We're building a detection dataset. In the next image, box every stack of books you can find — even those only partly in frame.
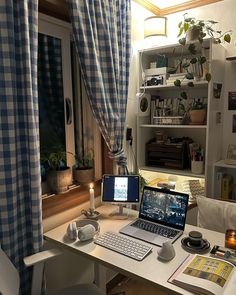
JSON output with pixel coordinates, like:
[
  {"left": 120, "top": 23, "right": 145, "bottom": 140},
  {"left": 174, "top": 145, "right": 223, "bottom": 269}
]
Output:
[{"left": 166, "top": 73, "right": 186, "bottom": 86}]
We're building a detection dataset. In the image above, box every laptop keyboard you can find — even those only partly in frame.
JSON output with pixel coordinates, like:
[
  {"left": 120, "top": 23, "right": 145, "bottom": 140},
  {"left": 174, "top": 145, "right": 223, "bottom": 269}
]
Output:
[{"left": 131, "top": 219, "right": 179, "bottom": 238}]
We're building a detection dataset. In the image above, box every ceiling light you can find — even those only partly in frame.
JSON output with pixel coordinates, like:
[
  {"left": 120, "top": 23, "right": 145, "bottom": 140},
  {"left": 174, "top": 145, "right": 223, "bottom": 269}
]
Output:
[{"left": 144, "top": 16, "right": 167, "bottom": 38}]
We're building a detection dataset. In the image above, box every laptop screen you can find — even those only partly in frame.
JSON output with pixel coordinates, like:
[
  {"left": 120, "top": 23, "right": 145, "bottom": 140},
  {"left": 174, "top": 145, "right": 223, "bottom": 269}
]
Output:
[{"left": 139, "top": 186, "right": 189, "bottom": 231}]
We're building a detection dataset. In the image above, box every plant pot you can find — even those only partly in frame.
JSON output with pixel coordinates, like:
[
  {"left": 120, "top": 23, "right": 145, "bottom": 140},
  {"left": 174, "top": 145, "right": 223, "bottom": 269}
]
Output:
[
  {"left": 189, "top": 109, "right": 207, "bottom": 125},
  {"left": 74, "top": 167, "right": 94, "bottom": 184},
  {"left": 47, "top": 167, "right": 72, "bottom": 194},
  {"left": 186, "top": 28, "right": 200, "bottom": 44}
]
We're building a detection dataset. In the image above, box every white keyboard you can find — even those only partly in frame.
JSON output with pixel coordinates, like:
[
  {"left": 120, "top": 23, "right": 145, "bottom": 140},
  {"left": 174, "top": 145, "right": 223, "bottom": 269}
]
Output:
[{"left": 94, "top": 232, "right": 152, "bottom": 261}]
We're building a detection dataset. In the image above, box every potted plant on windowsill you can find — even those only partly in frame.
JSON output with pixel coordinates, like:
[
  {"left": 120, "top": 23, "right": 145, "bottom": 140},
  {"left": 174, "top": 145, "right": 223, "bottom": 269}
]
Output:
[
  {"left": 74, "top": 149, "right": 94, "bottom": 184},
  {"left": 42, "top": 150, "right": 72, "bottom": 194},
  {"left": 172, "top": 13, "right": 232, "bottom": 87}
]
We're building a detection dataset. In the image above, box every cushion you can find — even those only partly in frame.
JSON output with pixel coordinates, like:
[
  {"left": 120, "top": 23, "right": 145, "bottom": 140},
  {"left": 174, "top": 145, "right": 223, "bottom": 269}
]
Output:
[{"left": 197, "top": 197, "right": 236, "bottom": 233}]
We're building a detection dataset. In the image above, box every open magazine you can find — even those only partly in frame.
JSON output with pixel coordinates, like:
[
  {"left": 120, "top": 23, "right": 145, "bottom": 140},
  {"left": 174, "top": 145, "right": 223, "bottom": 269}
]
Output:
[{"left": 168, "top": 254, "right": 236, "bottom": 295}]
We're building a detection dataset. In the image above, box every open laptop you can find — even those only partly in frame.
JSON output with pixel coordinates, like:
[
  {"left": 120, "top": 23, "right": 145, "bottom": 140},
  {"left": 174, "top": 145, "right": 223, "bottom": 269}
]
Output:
[{"left": 119, "top": 186, "right": 189, "bottom": 246}]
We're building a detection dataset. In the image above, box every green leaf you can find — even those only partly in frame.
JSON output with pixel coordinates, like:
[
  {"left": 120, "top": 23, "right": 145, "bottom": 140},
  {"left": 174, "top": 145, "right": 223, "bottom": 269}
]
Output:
[
  {"left": 184, "top": 22, "right": 189, "bottom": 32},
  {"left": 174, "top": 79, "right": 181, "bottom": 87},
  {"left": 224, "top": 34, "right": 231, "bottom": 43},
  {"left": 199, "top": 56, "right": 207, "bottom": 64},
  {"left": 180, "top": 91, "right": 188, "bottom": 99},
  {"left": 188, "top": 82, "right": 194, "bottom": 87},
  {"left": 179, "top": 37, "right": 186, "bottom": 46},
  {"left": 198, "top": 21, "right": 205, "bottom": 27},
  {"left": 177, "top": 27, "right": 184, "bottom": 37},
  {"left": 182, "top": 62, "right": 190, "bottom": 68},
  {"left": 205, "top": 72, "right": 212, "bottom": 82},
  {"left": 190, "top": 57, "right": 198, "bottom": 64},
  {"left": 188, "top": 44, "right": 197, "bottom": 55},
  {"left": 185, "top": 73, "right": 194, "bottom": 80},
  {"left": 178, "top": 21, "right": 182, "bottom": 28},
  {"left": 185, "top": 18, "right": 193, "bottom": 23}
]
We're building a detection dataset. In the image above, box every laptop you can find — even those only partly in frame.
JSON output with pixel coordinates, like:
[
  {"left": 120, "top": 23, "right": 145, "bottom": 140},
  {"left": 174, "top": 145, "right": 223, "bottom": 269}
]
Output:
[{"left": 119, "top": 186, "right": 189, "bottom": 246}]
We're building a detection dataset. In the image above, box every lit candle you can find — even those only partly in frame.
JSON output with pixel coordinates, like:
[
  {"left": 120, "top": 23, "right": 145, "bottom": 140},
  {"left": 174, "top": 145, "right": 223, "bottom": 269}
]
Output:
[
  {"left": 225, "top": 229, "right": 236, "bottom": 250},
  {"left": 89, "top": 183, "right": 95, "bottom": 211}
]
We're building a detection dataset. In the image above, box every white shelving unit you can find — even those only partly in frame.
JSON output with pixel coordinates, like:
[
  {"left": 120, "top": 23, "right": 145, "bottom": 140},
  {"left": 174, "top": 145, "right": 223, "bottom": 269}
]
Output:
[{"left": 137, "top": 39, "right": 225, "bottom": 196}]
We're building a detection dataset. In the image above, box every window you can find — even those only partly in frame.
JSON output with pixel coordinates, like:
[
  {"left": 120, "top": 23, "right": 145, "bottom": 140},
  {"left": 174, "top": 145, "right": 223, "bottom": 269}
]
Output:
[{"left": 38, "top": 13, "right": 102, "bottom": 199}]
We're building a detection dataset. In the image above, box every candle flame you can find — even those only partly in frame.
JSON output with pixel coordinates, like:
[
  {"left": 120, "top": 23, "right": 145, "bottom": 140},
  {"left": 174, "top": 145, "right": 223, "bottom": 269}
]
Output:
[{"left": 90, "top": 183, "right": 94, "bottom": 189}]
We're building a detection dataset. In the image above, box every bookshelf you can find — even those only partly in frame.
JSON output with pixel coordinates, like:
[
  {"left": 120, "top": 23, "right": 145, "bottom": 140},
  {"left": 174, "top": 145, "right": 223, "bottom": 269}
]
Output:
[{"left": 137, "top": 39, "right": 226, "bottom": 197}]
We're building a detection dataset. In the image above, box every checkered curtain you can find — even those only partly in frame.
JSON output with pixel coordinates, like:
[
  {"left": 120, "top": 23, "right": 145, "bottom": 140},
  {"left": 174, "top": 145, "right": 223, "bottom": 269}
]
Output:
[
  {"left": 66, "top": 0, "right": 131, "bottom": 171},
  {"left": 0, "top": 1, "right": 43, "bottom": 294}
]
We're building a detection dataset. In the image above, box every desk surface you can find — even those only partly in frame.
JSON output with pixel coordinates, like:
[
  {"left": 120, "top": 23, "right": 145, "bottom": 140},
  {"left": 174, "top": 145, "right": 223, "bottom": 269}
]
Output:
[{"left": 44, "top": 205, "right": 225, "bottom": 295}]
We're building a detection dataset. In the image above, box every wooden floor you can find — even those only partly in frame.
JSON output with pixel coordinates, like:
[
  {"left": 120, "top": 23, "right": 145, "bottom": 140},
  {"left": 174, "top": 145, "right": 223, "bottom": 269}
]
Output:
[{"left": 108, "top": 277, "right": 168, "bottom": 295}]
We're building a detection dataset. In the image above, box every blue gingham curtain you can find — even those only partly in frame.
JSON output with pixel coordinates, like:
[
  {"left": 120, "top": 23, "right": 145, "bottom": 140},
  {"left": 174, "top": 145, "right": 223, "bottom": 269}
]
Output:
[
  {"left": 66, "top": 0, "right": 131, "bottom": 171},
  {"left": 0, "top": 1, "right": 43, "bottom": 294}
]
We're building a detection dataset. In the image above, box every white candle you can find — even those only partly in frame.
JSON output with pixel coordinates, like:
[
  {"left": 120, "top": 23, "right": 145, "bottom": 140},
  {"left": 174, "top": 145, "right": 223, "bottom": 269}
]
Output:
[{"left": 89, "top": 183, "right": 95, "bottom": 211}]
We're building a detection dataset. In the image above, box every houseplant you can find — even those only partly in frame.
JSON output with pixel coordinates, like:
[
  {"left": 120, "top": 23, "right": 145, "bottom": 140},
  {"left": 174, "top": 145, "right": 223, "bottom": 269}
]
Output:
[
  {"left": 74, "top": 149, "right": 94, "bottom": 184},
  {"left": 173, "top": 13, "right": 232, "bottom": 87},
  {"left": 42, "top": 150, "right": 72, "bottom": 194},
  {"left": 189, "top": 99, "right": 207, "bottom": 125}
]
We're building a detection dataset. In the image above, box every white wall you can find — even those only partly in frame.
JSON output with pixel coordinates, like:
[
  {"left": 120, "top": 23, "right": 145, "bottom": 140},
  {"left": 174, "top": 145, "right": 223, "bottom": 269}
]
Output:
[{"left": 127, "top": 0, "right": 236, "bottom": 167}]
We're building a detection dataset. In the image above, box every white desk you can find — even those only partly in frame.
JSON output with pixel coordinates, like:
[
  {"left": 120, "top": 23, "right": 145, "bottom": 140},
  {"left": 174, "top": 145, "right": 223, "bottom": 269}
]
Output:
[{"left": 44, "top": 205, "right": 225, "bottom": 295}]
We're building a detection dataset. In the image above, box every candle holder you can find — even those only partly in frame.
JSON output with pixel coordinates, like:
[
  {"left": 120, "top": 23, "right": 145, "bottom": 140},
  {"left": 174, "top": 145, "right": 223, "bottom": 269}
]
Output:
[
  {"left": 225, "top": 229, "right": 236, "bottom": 250},
  {"left": 81, "top": 208, "right": 100, "bottom": 220}
]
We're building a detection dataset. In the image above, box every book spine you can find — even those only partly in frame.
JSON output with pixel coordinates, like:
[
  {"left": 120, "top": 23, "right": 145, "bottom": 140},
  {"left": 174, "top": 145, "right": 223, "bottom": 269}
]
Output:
[
  {"left": 215, "top": 171, "right": 223, "bottom": 199},
  {"left": 221, "top": 175, "right": 233, "bottom": 200}
]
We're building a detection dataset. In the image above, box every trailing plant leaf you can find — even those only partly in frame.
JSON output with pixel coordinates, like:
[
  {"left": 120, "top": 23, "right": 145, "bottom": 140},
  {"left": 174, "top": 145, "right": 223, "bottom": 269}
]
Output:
[
  {"left": 224, "top": 34, "right": 231, "bottom": 43},
  {"left": 188, "top": 82, "right": 194, "bottom": 87},
  {"left": 190, "top": 57, "right": 198, "bottom": 64},
  {"left": 185, "top": 73, "right": 194, "bottom": 80},
  {"left": 205, "top": 72, "right": 212, "bottom": 82},
  {"left": 179, "top": 37, "right": 186, "bottom": 46},
  {"left": 180, "top": 91, "right": 188, "bottom": 100},
  {"left": 199, "top": 56, "right": 207, "bottom": 64},
  {"left": 174, "top": 79, "right": 181, "bottom": 87},
  {"left": 188, "top": 44, "right": 197, "bottom": 55}
]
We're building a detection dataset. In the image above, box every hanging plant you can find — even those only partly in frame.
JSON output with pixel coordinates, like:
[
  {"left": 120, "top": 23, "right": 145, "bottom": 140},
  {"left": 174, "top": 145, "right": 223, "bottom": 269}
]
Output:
[{"left": 172, "top": 13, "right": 232, "bottom": 87}]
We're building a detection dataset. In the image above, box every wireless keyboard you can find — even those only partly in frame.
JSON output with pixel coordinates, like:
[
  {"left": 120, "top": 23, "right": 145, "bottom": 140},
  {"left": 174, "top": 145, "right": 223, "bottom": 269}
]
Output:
[{"left": 94, "top": 231, "right": 152, "bottom": 261}]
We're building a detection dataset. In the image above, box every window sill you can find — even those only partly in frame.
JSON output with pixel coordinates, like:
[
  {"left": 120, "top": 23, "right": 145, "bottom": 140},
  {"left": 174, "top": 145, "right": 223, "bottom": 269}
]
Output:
[{"left": 42, "top": 179, "right": 101, "bottom": 219}]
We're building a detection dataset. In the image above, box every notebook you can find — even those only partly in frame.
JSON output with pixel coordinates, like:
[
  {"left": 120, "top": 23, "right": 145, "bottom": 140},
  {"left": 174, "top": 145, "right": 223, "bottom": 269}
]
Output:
[{"left": 119, "top": 186, "right": 189, "bottom": 246}]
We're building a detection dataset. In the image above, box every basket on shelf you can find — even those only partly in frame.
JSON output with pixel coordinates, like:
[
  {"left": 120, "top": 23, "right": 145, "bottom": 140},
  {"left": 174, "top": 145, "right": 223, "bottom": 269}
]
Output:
[{"left": 153, "top": 116, "right": 184, "bottom": 125}]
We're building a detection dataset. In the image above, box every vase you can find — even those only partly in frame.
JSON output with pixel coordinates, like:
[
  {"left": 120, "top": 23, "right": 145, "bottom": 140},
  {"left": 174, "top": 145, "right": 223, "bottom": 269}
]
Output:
[
  {"left": 189, "top": 109, "right": 207, "bottom": 125},
  {"left": 47, "top": 167, "right": 72, "bottom": 194},
  {"left": 74, "top": 168, "right": 94, "bottom": 184}
]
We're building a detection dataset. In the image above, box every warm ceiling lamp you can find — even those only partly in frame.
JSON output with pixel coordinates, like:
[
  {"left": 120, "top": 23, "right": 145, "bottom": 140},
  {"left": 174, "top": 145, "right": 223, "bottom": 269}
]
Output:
[{"left": 144, "top": 16, "right": 167, "bottom": 38}]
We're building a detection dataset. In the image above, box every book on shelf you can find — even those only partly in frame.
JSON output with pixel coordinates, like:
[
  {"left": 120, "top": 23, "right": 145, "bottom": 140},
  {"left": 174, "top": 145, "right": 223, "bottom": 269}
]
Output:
[
  {"left": 221, "top": 174, "right": 233, "bottom": 200},
  {"left": 168, "top": 254, "right": 236, "bottom": 295},
  {"left": 215, "top": 171, "right": 224, "bottom": 199}
]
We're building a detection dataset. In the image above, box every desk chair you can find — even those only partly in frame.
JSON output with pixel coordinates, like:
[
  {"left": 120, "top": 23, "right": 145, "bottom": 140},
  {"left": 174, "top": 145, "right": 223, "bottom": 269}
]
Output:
[
  {"left": 196, "top": 197, "right": 236, "bottom": 233},
  {"left": 0, "top": 245, "right": 106, "bottom": 295}
]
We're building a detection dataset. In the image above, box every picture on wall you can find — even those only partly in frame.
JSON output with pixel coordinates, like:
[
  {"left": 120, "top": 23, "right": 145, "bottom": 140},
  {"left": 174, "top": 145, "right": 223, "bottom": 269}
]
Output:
[
  {"left": 232, "top": 115, "right": 236, "bottom": 133},
  {"left": 213, "top": 83, "right": 222, "bottom": 99},
  {"left": 228, "top": 91, "right": 236, "bottom": 110}
]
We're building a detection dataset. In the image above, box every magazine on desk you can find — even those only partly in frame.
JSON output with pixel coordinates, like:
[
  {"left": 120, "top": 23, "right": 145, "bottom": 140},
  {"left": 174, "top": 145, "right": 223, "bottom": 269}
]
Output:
[{"left": 168, "top": 254, "right": 236, "bottom": 295}]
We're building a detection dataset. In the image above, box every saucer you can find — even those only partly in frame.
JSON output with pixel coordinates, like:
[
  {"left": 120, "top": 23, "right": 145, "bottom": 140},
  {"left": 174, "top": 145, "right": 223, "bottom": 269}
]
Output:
[{"left": 181, "top": 237, "right": 211, "bottom": 254}]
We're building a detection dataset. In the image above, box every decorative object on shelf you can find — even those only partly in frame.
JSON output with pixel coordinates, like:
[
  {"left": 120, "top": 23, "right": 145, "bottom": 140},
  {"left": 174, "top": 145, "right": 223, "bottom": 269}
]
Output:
[
  {"left": 173, "top": 13, "right": 232, "bottom": 87},
  {"left": 228, "top": 91, "right": 236, "bottom": 110},
  {"left": 225, "top": 229, "right": 236, "bottom": 250},
  {"left": 74, "top": 149, "right": 94, "bottom": 184},
  {"left": 189, "top": 142, "right": 204, "bottom": 174},
  {"left": 225, "top": 144, "right": 236, "bottom": 165},
  {"left": 182, "top": 179, "right": 205, "bottom": 201},
  {"left": 137, "top": 92, "right": 151, "bottom": 116},
  {"left": 42, "top": 149, "right": 72, "bottom": 194},
  {"left": 213, "top": 82, "right": 222, "bottom": 99},
  {"left": 233, "top": 115, "right": 236, "bottom": 133},
  {"left": 189, "top": 99, "right": 207, "bottom": 125},
  {"left": 144, "top": 16, "right": 167, "bottom": 38}
]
